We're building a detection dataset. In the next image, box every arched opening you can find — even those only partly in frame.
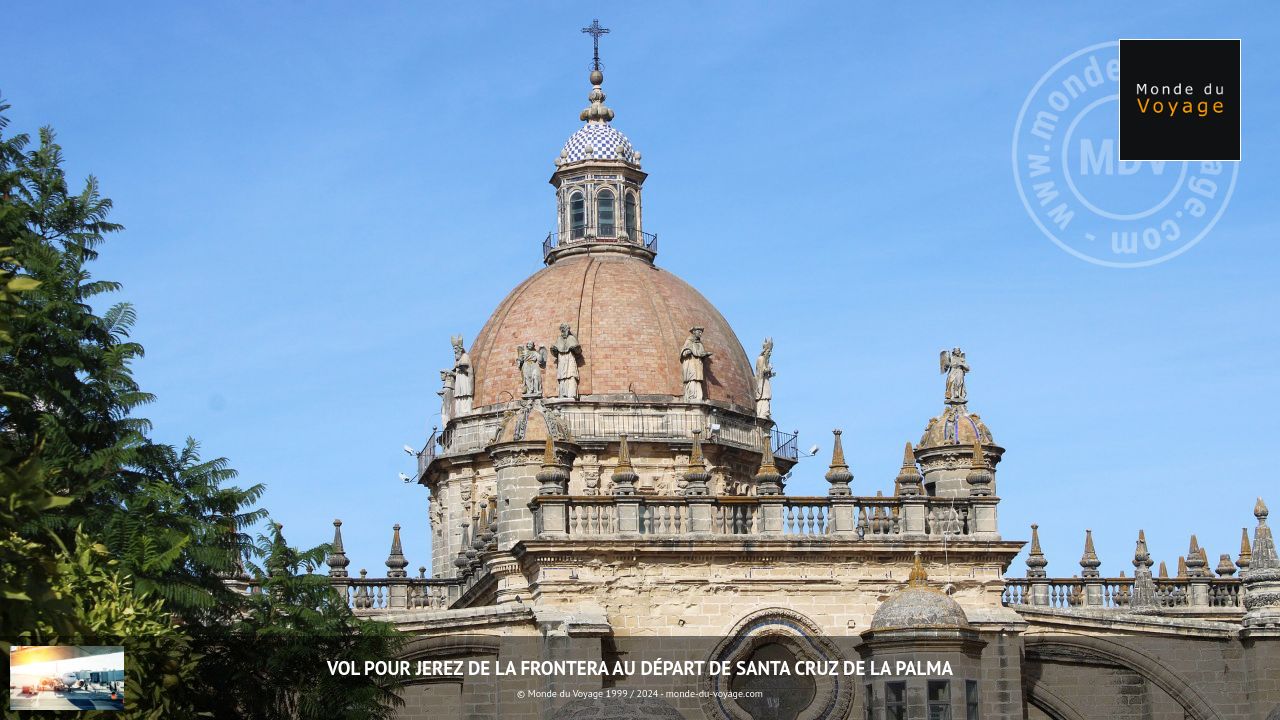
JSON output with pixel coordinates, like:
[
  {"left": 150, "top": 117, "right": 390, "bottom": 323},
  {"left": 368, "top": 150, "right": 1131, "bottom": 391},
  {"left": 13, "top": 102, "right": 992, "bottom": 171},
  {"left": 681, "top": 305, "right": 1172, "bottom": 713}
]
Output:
[
  {"left": 569, "top": 192, "right": 586, "bottom": 239},
  {"left": 597, "top": 189, "right": 615, "bottom": 237},
  {"left": 625, "top": 191, "right": 639, "bottom": 236}
]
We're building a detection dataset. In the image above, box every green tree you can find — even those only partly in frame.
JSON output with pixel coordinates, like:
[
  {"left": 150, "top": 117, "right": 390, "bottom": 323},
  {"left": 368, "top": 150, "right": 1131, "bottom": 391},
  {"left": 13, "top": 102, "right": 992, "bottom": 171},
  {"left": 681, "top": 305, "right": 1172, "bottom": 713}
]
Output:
[{"left": 1, "top": 96, "right": 405, "bottom": 717}]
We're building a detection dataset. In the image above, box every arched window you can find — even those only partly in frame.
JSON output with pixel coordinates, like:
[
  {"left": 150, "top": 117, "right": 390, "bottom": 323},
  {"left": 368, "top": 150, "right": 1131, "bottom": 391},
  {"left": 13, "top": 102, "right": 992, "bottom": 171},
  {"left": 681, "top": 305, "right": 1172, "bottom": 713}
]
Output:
[
  {"left": 625, "top": 192, "right": 638, "bottom": 236},
  {"left": 597, "top": 189, "right": 615, "bottom": 237},
  {"left": 569, "top": 192, "right": 585, "bottom": 239}
]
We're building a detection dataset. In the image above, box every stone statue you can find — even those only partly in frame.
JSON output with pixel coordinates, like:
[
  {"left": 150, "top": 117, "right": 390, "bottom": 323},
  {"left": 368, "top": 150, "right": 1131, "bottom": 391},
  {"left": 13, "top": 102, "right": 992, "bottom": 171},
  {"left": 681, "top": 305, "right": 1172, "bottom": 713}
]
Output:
[
  {"left": 516, "top": 341, "right": 548, "bottom": 397},
  {"left": 754, "top": 337, "right": 775, "bottom": 418},
  {"left": 451, "top": 336, "right": 473, "bottom": 415},
  {"left": 437, "top": 369, "right": 455, "bottom": 427},
  {"left": 940, "top": 347, "right": 969, "bottom": 405},
  {"left": 550, "top": 323, "right": 582, "bottom": 399},
  {"left": 680, "top": 327, "right": 712, "bottom": 401}
]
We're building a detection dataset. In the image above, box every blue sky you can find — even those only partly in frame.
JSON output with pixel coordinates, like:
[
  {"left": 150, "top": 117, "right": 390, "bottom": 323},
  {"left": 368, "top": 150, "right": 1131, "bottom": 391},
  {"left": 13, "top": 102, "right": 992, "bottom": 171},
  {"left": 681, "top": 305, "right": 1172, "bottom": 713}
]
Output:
[{"left": 5, "top": 2, "right": 1278, "bottom": 581}]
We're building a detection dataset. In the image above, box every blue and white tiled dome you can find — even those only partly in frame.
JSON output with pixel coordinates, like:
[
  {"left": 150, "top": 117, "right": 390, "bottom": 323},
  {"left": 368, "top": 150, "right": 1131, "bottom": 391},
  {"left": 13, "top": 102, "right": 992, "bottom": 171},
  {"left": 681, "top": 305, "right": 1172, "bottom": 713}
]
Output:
[{"left": 561, "top": 123, "right": 638, "bottom": 164}]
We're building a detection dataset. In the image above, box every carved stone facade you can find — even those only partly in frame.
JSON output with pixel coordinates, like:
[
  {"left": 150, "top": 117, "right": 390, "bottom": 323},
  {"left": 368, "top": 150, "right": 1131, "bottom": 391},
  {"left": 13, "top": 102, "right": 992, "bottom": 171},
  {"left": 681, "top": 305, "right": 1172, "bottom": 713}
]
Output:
[{"left": 315, "top": 48, "right": 1279, "bottom": 720}]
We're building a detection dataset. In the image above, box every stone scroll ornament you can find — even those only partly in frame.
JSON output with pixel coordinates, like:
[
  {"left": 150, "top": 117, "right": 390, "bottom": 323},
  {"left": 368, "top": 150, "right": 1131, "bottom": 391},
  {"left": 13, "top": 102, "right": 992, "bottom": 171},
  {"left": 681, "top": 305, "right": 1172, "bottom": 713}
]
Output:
[
  {"left": 754, "top": 337, "right": 775, "bottom": 418},
  {"left": 940, "top": 347, "right": 969, "bottom": 405},
  {"left": 516, "top": 341, "right": 548, "bottom": 397},
  {"left": 451, "top": 336, "right": 473, "bottom": 415},
  {"left": 681, "top": 326, "right": 712, "bottom": 401},
  {"left": 550, "top": 323, "right": 582, "bottom": 399}
]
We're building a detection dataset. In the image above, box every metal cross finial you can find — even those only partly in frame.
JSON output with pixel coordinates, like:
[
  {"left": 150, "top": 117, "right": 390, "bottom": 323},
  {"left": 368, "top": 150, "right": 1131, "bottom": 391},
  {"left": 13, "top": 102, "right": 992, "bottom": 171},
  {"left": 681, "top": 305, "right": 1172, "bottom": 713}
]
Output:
[{"left": 581, "top": 19, "right": 610, "bottom": 70}]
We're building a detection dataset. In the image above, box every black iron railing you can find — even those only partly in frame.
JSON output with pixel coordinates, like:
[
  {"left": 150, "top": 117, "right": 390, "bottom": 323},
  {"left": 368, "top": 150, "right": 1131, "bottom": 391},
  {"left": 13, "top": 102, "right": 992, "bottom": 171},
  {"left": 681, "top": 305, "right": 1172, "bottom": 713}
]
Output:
[{"left": 543, "top": 227, "right": 658, "bottom": 261}]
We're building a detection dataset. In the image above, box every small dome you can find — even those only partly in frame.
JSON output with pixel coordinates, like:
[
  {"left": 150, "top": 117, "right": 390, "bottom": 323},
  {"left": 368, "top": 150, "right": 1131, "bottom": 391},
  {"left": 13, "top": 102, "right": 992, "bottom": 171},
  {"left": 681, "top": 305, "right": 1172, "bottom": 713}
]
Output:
[
  {"left": 871, "top": 555, "right": 971, "bottom": 630},
  {"left": 871, "top": 587, "right": 971, "bottom": 630},
  {"left": 561, "top": 122, "right": 638, "bottom": 164},
  {"left": 919, "top": 405, "right": 994, "bottom": 449}
]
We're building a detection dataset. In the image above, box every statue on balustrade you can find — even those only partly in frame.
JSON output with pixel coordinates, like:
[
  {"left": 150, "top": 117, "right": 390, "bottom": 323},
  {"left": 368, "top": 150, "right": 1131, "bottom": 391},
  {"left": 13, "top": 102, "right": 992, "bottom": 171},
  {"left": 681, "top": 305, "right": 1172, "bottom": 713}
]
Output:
[
  {"left": 681, "top": 326, "right": 712, "bottom": 401},
  {"left": 550, "top": 323, "right": 582, "bottom": 399},
  {"left": 755, "top": 337, "right": 775, "bottom": 418},
  {"left": 450, "top": 336, "right": 474, "bottom": 415},
  {"left": 940, "top": 347, "right": 969, "bottom": 405},
  {"left": 437, "top": 369, "right": 455, "bottom": 428},
  {"left": 516, "top": 341, "right": 548, "bottom": 397}
]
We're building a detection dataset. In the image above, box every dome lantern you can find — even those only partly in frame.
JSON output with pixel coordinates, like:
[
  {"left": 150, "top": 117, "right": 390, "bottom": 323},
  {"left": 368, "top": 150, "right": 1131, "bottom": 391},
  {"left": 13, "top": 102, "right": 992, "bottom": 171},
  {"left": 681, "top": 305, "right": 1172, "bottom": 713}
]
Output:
[{"left": 545, "top": 21, "right": 653, "bottom": 265}]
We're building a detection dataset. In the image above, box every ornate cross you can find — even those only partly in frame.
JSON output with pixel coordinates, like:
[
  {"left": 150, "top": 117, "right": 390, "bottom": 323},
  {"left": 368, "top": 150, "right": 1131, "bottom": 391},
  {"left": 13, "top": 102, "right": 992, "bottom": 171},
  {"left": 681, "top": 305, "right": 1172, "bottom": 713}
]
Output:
[{"left": 581, "top": 19, "right": 610, "bottom": 70}]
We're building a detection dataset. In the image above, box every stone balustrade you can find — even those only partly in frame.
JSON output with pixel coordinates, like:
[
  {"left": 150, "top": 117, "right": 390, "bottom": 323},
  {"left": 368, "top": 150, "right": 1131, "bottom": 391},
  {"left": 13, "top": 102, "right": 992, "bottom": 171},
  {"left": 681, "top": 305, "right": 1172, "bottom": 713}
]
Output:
[
  {"left": 330, "top": 571, "right": 460, "bottom": 615},
  {"left": 530, "top": 494, "right": 997, "bottom": 539},
  {"left": 1002, "top": 577, "right": 1243, "bottom": 610}
]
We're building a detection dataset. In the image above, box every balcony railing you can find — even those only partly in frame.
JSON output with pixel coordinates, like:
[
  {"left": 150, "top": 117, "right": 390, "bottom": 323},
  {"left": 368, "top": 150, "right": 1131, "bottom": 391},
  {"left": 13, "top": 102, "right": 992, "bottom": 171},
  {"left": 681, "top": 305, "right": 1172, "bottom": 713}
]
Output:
[
  {"left": 331, "top": 574, "right": 461, "bottom": 613},
  {"left": 543, "top": 227, "right": 658, "bottom": 261},
  {"left": 1001, "top": 576, "right": 1242, "bottom": 610},
  {"left": 532, "top": 494, "right": 994, "bottom": 540}
]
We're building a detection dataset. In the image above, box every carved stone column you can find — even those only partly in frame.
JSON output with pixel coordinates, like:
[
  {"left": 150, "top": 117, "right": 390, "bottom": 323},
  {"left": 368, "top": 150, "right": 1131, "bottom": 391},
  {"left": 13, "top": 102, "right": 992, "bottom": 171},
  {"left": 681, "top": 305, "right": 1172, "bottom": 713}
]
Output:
[
  {"left": 754, "top": 436, "right": 785, "bottom": 534},
  {"left": 1185, "top": 534, "right": 1211, "bottom": 608}
]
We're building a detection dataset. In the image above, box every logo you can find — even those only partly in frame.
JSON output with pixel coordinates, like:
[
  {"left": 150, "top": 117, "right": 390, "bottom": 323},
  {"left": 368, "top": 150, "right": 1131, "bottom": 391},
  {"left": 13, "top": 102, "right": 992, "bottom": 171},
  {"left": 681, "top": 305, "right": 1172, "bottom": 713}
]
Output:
[{"left": 1012, "top": 42, "right": 1238, "bottom": 268}]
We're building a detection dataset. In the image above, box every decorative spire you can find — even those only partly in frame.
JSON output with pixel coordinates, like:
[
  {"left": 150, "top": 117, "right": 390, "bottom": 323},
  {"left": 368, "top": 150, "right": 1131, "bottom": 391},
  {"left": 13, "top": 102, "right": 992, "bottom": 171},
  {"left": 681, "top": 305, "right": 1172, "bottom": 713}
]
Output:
[
  {"left": 1079, "top": 529, "right": 1101, "bottom": 578},
  {"left": 1025, "top": 524, "right": 1048, "bottom": 579},
  {"left": 1237, "top": 527, "right": 1252, "bottom": 571},
  {"left": 1252, "top": 497, "right": 1277, "bottom": 571},
  {"left": 1185, "top": 535, "right": 1207, "bottom": 577},
  {"left": 1159, "top": 560, "right": 1169, "bottom": 579},
  {"left": 579, "top": 20, "right": 615, "bottom": 122},
  {"left": 894, "top": 441, "right": 924, "bottom": 497},
  {"left": 327, "top": 519, "right": 350, "bottom": 578},
  {"left": 1130, "top": 530, "right": 1157, "bottom": 610},
  {"left": 611, "top": 434, "right": 638, "bottom": 495},
  {"left": 754, "top": 432, "right": 783, "bottom": 495},
  {"left": 454, "top": 522, "right": 471, "bottom": 572},
  {"left": 824, "top": 430, "right": 853, "bottom": 496},
  {"left": 966, "top": 440, "right": 993, "bottom": 497},
  {"left": 907, "top": 550, "right": 929, "bottom": 588},
  {"left": 385, "top": 524, "right": 408, "bottom": 578},
  {"left": 536, "top": 436, "right": 569, "bottom": 495},
  {"left": 1176, "top": 556, "right": 1188, "bottom": 578},
  {"left": 682, "top": 429, "right": 711, "bottom": 496},
  {"left": 1216, "top": 554, "right": 1237, "bottom": 577}
]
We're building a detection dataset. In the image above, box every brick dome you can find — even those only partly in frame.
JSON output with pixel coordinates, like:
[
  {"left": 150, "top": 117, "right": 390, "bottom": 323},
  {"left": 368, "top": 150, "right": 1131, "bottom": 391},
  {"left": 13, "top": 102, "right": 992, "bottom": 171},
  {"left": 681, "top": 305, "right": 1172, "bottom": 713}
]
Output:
[{"left": 469, "top": 252, "right": 755, "bottom": 410}]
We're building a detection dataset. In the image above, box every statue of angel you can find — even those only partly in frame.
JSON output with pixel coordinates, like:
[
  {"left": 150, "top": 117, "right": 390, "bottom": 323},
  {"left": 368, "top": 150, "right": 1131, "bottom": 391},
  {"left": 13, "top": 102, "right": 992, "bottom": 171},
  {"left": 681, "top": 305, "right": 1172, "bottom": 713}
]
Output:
[
  {"left": 516, "top": 341, "right": 548, "bottom": 397},
  {"left": 754, "top": 337, "right": 775, "bottom": 418},
  {"left": 940, "top": 347, "right": 969, "bottom": 405}
]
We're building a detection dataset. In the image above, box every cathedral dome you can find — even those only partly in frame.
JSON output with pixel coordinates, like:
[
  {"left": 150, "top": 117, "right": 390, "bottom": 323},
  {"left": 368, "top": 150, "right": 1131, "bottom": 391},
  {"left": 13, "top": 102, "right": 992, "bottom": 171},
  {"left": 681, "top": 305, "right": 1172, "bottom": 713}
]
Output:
[
  {"left": 468, "top": 252, "right": 755, "bottom": 410},
  {"left": 560, "top": 122, "right": 638, "bottom": 164},
  {"left": 918, "top": 405, "right": 995, "bottom": 450}
]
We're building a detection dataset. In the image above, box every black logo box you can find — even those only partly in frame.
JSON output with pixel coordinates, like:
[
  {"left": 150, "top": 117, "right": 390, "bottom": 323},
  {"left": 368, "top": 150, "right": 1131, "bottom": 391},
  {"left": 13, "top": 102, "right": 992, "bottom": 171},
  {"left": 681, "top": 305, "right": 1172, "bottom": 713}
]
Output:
[{"left": 1119, "top": 39, "right": 1240, "bottom": 161}]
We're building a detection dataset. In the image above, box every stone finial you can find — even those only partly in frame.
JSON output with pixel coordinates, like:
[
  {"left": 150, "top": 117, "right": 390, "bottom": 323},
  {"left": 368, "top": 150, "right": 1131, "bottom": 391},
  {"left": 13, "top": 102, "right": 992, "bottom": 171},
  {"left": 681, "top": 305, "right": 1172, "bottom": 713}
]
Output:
[
  {"left": 966, "top": 440, "right": 993, "bottom": 497},
  {"left": 1252, "top": 497, "right": 1278, "bottom": 571},
  {"left": 453, "top": 522, "right": 471, "bottom": 571},
  {"left": 824, "top": 430, "right": 853, "bottom": 496},
  {"left": 418, "top": 566, "right": 427, "bottom": 579},
  {"left": 385, "top": 524, "right": 408, "bottom": 578},
  {"left": 908, "top": 550, "right": 929, "bottom": 587},
  {"left": 754, "top": 432, "right": 783, "bottom": 496},
  {"left": 611, "top": 434, "right": 639, "bottom": 496},
  {"left": 894, "top": 441, "right": 924, "bottom": 497},
  {"left": 327, "top": 519, "right": 350, "bottom": 578},
  {"left": 1216, "top": 554, "right": 1237, "bottom": 577},
  {"left": 1133, "top": 529, "right": 1151, "bottom": 568},
  {"left": 536, "top": 436, "right": 568, "bottom": 495},
  {"left": 1237, "top": 528, "right": 1252, "bottom": 571},
  {"left": 1159, "top": 561, "right": 1169, "bottom": 579},
  {"left": 1079, "top": 529, "right": 1101, "bottom": 578},
  {"left": 1185, "top": 535, "right": 1207, "bottom": 577},
  {"left": 1131, "top": 530, "right": 1157, "bottom": 610},
  {"left": 1026, "top": 524, "right": 1048, "bottom": 579},
  {"left": 682, "top": 430, "right": 711, "bottom": 496}
]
